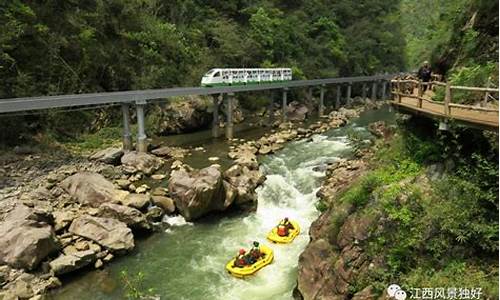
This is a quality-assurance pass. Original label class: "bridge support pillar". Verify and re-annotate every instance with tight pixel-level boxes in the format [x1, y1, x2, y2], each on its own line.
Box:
[371, 81, 377, 100]
[121, 103, 132, 151]
[225, 93, 234, 140]
[319, 85, 325, 117]
[282, 88, 288, 121]
[362, 83, 367, 99]
[136, 101, 148, 153]
[267, 96, 274, 126]
[335, 85, 341, 109]
[381, 81, 387, 100]
[346, 83, 352, 106]
[212, 94, 221, 138]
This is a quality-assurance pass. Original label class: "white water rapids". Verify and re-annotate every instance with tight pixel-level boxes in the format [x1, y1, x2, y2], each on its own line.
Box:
[51, 107, 394, 300]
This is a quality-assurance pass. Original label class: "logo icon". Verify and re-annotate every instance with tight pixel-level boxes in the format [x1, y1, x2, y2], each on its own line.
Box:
[387, 284, 407, 300]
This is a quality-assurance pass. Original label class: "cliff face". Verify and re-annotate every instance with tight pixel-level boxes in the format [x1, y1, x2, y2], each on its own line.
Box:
[295, 119, 499, 300]
[295, 149, 381, 300]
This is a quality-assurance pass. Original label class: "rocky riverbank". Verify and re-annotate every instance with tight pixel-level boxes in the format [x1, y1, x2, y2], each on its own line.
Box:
[294, 121, 395, 300]
[293, 117, 498, 300]
[0, 97, 384, 299]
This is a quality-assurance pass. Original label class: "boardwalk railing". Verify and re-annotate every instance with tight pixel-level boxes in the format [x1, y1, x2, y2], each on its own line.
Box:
[390, 79, 499, 130]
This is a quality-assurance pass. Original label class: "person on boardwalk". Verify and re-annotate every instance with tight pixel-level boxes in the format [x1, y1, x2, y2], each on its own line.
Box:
[417, 61, 432, 92]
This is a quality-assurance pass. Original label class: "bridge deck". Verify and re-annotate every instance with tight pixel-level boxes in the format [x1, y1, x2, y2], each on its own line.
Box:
[391, 88, 498, 129]
[0, 75, 393, 113]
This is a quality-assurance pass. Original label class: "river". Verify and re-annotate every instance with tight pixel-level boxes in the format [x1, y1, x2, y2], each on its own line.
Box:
[50, 106, 395, 300]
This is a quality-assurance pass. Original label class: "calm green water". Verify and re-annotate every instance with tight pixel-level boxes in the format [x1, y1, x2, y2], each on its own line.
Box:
[50, 106, 395, 300]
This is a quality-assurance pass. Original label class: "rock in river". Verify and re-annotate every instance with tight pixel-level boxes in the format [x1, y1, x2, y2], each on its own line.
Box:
[121, 151, 163, 175]
[49, 250, 96, 275]
[0, 205, 59, 270]
[89, 147, 124, 165]
[98, 203, 151, 230]
[60, 172, 129, 208]
[69, 216, 134, 253]
[168, 165, 228, 221]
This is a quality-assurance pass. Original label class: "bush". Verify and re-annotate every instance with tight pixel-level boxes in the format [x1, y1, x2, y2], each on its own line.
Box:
[432, 62, 498, 104]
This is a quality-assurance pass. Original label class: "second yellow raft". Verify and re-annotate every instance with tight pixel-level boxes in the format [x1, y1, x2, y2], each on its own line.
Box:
[266, 220, 300, 244]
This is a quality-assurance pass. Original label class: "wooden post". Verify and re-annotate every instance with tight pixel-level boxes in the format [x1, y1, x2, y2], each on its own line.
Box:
[362, 83, 367, 99]
[444, 82, 451, 117]
[335, 85, 341, 109]
[319, 85, 325, 117]
[371, 81, 377, 100]
[282, 88, 288, 121]
[397, 80, 402, 103]
[225, 93, 234, 139]
[482, 77, 491, 107]
[121, 103, 132, 151]
[212, 94, 221, 138]
[346, 83, 352, 106]
[136, 100, 148, 153]
[417, 81, 423, 108]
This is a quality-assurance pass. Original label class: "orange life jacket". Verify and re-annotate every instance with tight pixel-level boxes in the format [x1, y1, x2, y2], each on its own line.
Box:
[277, 225, 287, 236]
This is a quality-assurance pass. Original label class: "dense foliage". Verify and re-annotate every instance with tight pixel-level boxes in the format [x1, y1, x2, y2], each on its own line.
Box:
[0, 0, 408, 145]
[0, 0, 405, 99]
[340, 117, 498, 298]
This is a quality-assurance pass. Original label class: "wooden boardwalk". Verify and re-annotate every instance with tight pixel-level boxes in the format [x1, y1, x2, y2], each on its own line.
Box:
[390, 80, 499, 130]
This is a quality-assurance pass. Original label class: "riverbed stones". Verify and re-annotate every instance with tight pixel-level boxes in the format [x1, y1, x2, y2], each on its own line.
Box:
[151, 146, 189, 159]
[151, 174, 166, 180]
[286, 101, 309, 121]
[151, 196, 176, 214]
[89, 147, 124, 165]
[53, 210, 76, 232]
[223, 164, 265, 205]
[68, 216, 134, 252]
[121, 151, 163, 175]
[49, 249, 96, 275]
[98, 203, 150, 230]
[0, 205, 59, 270]
[168, 164, 227, 221]
[60, 172, 129, 208]
[122, 193, 150, 210]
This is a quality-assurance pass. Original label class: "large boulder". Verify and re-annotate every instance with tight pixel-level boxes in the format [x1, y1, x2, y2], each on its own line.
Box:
[0, 205, 59, 270]
[150, 96, 213, 135]
[224, 164, 265, 205]
[151, 196, 176, 214]
[122, 193, 151, 210]
[60, 172, 129, 208]
[287, 101, 309, 121]
[89, 147, 124, 165]
[121, 151, 163, 175]
[69, 216, 134, 252]
[98, 203, 150, 230]
[296, 239, 337, 300]
[234, 151, 259, 170]
[49, 250, 96, 275]
[151, 146, 189, 159]
[168, 165, 228, 220]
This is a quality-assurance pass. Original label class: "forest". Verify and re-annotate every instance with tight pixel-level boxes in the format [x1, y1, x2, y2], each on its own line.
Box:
[1, 0, 497, 144]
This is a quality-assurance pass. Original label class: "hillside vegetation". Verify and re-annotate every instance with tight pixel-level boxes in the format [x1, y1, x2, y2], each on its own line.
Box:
[306, 0, 499, 297]
[0, 0, 407, 145]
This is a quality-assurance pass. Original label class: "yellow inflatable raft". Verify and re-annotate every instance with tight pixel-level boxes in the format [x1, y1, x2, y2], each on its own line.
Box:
[266, 220, 300, 244]
[225, 245, 273, 278]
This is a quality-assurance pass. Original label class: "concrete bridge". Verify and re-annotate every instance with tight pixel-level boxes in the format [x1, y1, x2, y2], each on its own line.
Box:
[390, 79, 499, 131]
[0, 75, 394, 152]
